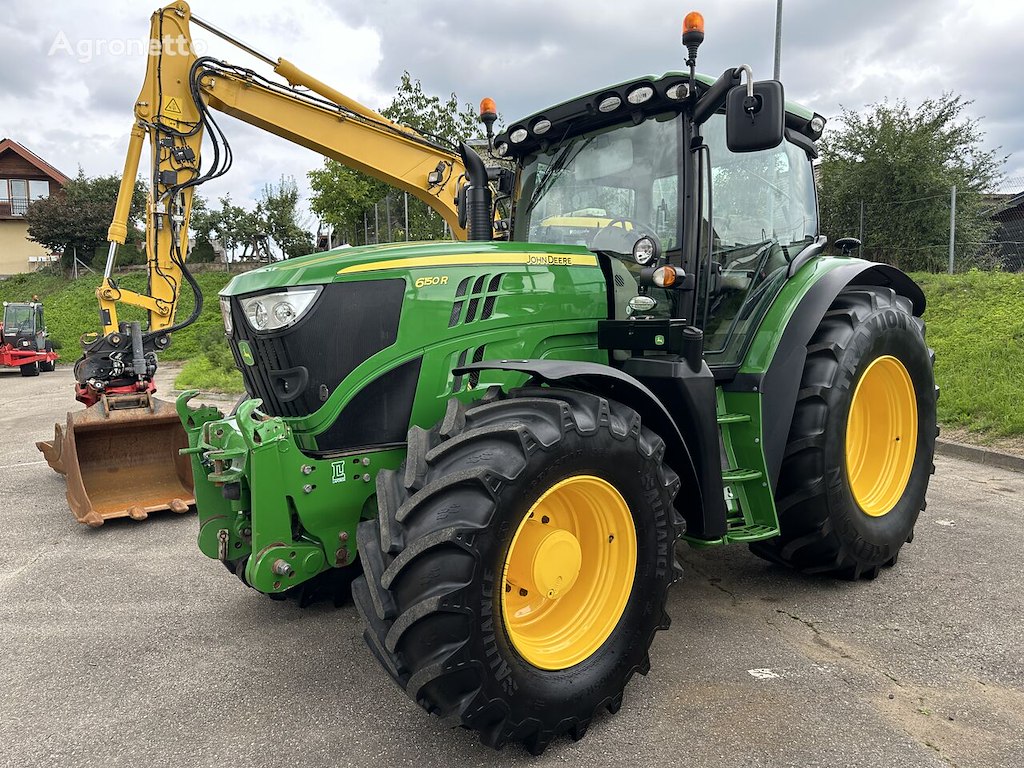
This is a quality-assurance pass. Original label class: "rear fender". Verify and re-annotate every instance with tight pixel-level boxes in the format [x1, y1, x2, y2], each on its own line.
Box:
[729, 260, 925, 490]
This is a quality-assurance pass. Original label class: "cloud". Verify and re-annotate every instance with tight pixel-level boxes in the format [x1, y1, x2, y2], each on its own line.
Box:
[0, 0, 1019, 238]
[325, 0, 1024, 178]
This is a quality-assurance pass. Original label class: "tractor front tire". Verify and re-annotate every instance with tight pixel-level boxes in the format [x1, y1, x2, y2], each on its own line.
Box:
[20, 361, 38, 377]
[353, 388, 682, 754]
[751, 286, 936, 579]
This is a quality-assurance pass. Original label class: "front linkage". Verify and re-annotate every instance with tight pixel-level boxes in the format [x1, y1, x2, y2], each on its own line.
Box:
[176, 392, 401, 594]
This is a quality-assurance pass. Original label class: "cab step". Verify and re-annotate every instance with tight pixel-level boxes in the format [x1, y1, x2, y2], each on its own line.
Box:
[683, 388, 780, 548]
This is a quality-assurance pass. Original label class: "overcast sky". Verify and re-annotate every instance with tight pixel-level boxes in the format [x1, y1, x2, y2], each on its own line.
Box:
[1, 0, 1021, 231]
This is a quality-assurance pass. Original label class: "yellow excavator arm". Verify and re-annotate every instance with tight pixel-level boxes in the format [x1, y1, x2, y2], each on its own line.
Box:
[40, 1, 488, 527]
[99, 0, 468, 335]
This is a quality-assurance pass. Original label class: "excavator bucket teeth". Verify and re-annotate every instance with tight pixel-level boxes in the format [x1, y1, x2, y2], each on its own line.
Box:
[37, 397, 194, 527]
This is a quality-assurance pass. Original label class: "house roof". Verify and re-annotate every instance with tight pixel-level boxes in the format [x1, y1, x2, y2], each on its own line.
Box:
[0, 138, 71, 186]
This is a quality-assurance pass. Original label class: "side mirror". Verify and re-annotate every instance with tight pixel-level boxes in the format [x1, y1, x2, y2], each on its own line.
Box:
[726, 80, 785, 153]
[834, 237, 861, 256]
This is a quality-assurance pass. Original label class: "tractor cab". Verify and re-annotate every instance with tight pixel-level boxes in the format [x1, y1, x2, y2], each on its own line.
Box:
[496, 69, 825, 372]
[2, 301, 46, 352]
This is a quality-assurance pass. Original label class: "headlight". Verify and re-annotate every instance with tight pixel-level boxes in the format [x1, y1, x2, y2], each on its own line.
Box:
[219, 296, 233, 336]
[632, 235, 659, 266]
[239, 287, 321, 332]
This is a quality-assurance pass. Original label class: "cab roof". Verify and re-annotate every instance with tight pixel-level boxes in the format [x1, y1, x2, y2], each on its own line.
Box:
[494, 71, 823, 160]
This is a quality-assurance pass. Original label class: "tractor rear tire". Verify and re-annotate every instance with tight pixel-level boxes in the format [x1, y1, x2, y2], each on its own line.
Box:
[751, 286, 936, 579]
[353, 387, 682, 754]
[20, 362, 38, 377]
[39, 342, 55, 372]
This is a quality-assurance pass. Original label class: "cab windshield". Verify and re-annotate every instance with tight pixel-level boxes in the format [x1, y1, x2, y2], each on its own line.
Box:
[514, 113, 680, 258]
[3, 305, 35, 334]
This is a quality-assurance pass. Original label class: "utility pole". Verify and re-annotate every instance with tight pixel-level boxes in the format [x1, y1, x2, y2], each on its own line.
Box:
[374, 203, 379, 245]
[385, 196, 392, 243]
[858, 200, 865, 258]
[948, 185, 957, 274]
[773, 0, 783, 80]
[404, 193, 410, 241]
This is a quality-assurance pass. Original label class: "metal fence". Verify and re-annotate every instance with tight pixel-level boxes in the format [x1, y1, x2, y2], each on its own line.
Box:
[820, 176, 1024, 273]
[321, 190, 453, 249]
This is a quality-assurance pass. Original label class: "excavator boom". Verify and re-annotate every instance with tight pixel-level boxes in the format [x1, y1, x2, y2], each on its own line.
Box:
[39, 1, 473, 525]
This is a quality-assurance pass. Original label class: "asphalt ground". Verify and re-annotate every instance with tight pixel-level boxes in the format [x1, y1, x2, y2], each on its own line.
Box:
[2, 366, 1022, 768]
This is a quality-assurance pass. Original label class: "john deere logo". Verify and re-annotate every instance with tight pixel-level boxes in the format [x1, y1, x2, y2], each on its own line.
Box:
[238, 340, 255, 366]
[331, 461, 347, 484]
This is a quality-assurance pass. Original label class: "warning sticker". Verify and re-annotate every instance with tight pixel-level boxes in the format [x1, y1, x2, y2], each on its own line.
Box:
[163, 97, 183, 116]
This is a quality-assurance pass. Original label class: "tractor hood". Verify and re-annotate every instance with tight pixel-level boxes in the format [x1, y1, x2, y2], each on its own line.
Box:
[219, 240, 596, 297]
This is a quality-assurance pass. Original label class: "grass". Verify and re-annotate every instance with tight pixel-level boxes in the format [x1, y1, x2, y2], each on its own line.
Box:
[912, 270, 1024, 438]
[0, 268, 243, 392]
[5, 267, 1023, 437]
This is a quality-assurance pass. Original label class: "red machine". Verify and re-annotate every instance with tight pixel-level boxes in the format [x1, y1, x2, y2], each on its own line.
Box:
[1, 301, 58, 376]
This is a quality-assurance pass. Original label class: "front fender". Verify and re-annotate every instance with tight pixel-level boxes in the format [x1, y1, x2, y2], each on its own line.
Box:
[455, 358, 721, 539]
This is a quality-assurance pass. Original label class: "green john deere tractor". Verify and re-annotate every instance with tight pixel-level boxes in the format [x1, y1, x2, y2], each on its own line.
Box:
[178, 18, 936, 755]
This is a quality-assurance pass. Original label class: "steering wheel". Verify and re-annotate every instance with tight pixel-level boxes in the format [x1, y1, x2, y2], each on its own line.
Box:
[589, 217, 661, 257]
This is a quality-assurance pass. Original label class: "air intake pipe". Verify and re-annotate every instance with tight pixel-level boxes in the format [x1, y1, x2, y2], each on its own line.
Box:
[458, 142, 493, 241]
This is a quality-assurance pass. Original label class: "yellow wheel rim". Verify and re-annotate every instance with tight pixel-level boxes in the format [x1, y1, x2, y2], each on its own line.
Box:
[501, 475, 637, 670]
[845, 355, 918, 517]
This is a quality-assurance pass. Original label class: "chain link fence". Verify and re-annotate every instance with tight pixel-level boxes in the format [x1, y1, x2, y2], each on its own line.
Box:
[820, 176, 1024, 273]
[319, 190, 454, 250]
[985, 177, 1024, 272]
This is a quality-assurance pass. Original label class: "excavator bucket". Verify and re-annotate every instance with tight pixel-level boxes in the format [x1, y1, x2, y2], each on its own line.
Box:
[37, 394, 194, 527]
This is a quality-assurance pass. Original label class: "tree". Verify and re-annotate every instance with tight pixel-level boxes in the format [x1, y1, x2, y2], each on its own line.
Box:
[380, 71, 481, 146]
[309, 72, 484, 245]
[818, 93, 1004, 272]
[186, 196, 218, 262]
[189, 178, 312, 262]
[25, 169, 147, 270]
[260, 176, 313, 259]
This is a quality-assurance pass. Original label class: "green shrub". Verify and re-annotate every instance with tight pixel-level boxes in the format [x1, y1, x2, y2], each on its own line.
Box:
[912, 270, 1024, 437]
[174, 355, 244, 393]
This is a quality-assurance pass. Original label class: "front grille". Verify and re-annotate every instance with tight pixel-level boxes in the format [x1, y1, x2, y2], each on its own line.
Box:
[230, 279, 405, 418]
[311, 357, 422, 454]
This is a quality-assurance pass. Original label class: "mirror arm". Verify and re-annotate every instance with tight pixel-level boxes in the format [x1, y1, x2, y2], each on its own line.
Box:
[693, 67, 743, 126]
